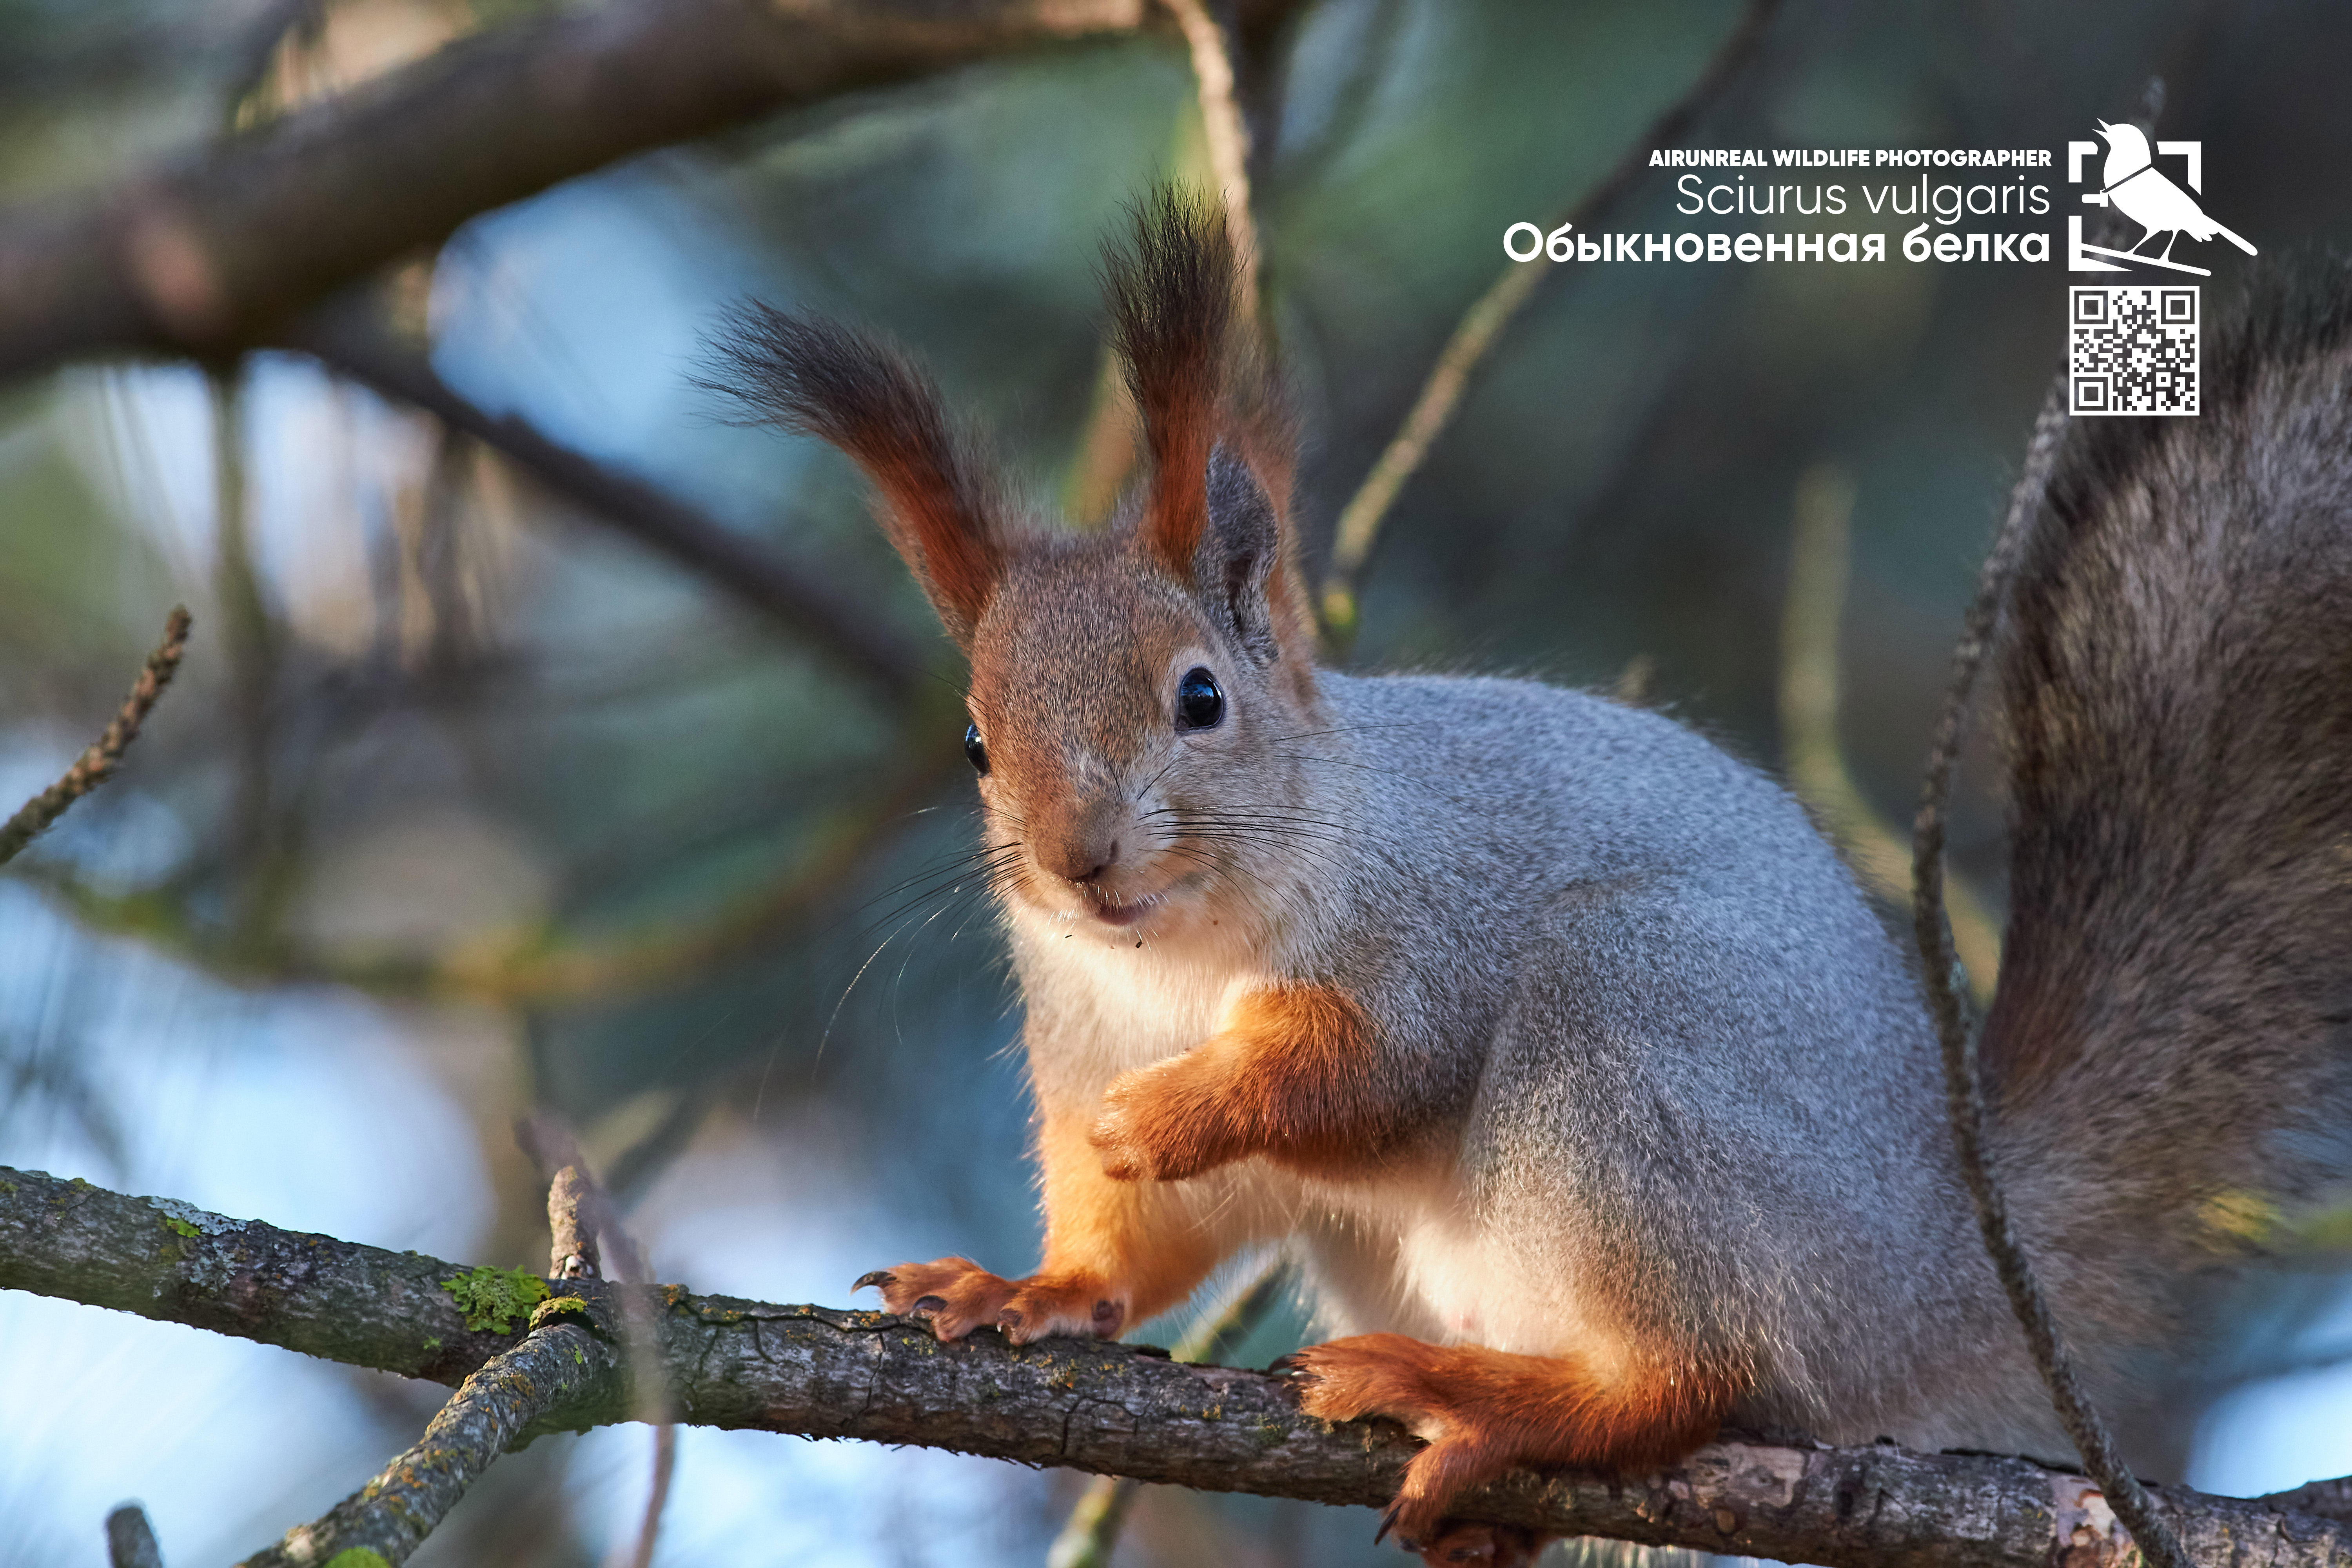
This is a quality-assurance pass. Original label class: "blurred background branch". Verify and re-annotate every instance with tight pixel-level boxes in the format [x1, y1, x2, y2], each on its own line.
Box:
[1779, 462, 2000, 1004]
[24, 704, 965, 1005]
[0, 0, 1217, 382]
[288, 296, 928, 698]
[0, 606, 190, 866]
[1314, 0, 1784, 652]
[1164, 0, 1263, 310]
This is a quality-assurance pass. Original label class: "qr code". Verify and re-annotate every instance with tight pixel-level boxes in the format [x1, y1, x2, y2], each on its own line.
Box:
[2070, 287, 2198, 416]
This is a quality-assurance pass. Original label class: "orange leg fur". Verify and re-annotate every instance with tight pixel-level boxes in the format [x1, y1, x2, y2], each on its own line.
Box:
[858, 1105, 1221, 1345]
[1089, 983, 1401, 1182]
[1281, 1334, 1743, 1553]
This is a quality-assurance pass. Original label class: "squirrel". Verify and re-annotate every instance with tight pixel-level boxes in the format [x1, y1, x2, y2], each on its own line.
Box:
[706, 191, 2352, 1565]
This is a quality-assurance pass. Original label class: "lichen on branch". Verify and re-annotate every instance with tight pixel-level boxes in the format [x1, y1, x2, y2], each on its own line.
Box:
[441, 1266, 551, 1334]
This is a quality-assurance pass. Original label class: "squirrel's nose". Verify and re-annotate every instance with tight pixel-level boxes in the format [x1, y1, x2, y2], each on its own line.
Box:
[1040, 830, 1120, 886]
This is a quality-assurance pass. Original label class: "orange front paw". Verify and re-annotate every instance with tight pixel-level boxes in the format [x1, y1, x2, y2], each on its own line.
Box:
[853, 1257, 1126, 1345]
[1088, 1057, 1228, 1181]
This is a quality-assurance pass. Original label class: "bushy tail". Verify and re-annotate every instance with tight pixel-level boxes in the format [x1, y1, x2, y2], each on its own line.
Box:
[1987, 263, 2352, 1296]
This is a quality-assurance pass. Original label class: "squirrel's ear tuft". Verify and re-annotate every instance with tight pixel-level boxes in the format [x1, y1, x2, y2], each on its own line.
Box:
[700, 303, 1006, 648]
[1105, 186, 1236, 582]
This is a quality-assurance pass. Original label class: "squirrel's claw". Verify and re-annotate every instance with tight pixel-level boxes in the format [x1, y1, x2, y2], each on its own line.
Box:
[853, 1256, 1125, 1344]
[854, 1256, 1009, 1339]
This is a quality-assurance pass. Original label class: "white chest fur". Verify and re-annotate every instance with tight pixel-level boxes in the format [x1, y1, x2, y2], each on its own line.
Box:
[1007, 904, 1265, 1091]
[1004, 904, 1621, 1370]
[1283, 1168, 1619, 1365]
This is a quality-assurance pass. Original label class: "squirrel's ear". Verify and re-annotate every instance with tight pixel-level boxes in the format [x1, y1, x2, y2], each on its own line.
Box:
[1194, 444, 1293, 664]
[701, 303, 1006, 648]
[1106, 187, 1234, 583]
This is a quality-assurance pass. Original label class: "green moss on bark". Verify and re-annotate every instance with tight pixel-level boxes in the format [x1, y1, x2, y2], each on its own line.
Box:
[441, 1267, 549, 1333]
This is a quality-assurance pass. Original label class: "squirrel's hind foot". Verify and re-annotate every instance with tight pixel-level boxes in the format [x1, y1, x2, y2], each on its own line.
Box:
[1280, 1332, 1736, 1548]
[853, 1257, 1123, 1344]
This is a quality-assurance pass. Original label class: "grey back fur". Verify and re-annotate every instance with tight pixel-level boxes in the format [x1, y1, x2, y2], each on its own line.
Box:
[1225, 671, 2062, 1459]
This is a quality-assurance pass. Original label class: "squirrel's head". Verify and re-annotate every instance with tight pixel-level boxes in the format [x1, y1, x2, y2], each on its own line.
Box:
[708, 189, 1325, 943]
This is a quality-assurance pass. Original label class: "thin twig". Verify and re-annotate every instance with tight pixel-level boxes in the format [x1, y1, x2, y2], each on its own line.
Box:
[1779, 463, 2000, 1004]
[1062, 0, 1264, 527]
[548, 1165, 609, 1281]
[624, 1425, 678, 1568]
[0, 607, 191, 868]
[1315, 0, 1784, 653]
[1048, 1260, 1292, 1568]
[523, 1114, 644, 1282]
[520, 1116, 677, 1568]
[1911, 381, 2192, 1568]
[236, 1316, 617, 1568]
[1163, 0, 1260, 314]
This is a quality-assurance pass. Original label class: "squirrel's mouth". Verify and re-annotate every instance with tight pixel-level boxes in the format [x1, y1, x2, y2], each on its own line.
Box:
[1077, 887, 1166, 928]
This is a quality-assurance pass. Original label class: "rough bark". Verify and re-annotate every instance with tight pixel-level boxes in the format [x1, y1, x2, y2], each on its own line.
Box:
[0, 0, 1165, 385]
[6, 1166, 2348, 1566]
[239, 1319, 620, 1568]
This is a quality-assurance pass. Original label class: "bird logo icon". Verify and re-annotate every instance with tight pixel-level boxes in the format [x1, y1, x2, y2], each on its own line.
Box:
[2070, 123, 2256, 276]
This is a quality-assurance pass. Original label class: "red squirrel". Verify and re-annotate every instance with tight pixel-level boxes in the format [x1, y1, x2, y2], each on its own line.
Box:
[709, 191, 2352, 1564]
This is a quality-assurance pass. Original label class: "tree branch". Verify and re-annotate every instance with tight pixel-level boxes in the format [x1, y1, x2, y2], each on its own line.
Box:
[28, 702, 967, 1005]
[1163, 0, 1260, 312]
[240, 1316, 620, 1568]
[1049, 1260, 1291, 1568]
[2267, 1479, 2352, 1530]
[1314, 0, 1784, 652]
[7, 1165, 2346, 1568]
[1779, 463, 2002, 1003]
[0, 0, 1167, 384]
[0, 607, 191, 867]
[286, 299, 928, 699]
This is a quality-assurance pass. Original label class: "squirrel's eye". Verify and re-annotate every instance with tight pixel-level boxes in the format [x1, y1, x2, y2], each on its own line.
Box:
[1176, 667, 1224, 731]
[964, 722, 989, 775]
